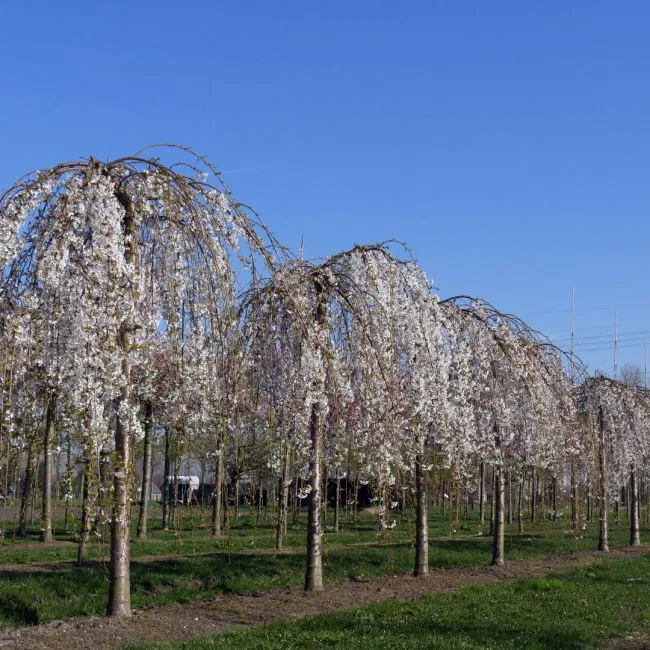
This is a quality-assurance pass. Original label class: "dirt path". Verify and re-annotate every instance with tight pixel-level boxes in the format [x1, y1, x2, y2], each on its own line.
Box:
[0, 545, 646, 650]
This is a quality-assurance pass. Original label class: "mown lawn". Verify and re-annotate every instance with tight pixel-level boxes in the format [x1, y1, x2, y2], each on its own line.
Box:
[132, 553, 650, 649]
[0, 503, 645, 629]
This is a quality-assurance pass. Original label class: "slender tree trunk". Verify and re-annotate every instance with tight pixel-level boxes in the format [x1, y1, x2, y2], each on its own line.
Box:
[492, 463, 505, 565]
[414, 439, 429, 576]
[136, 401, 153, 539]
[507, 469, 513, 526]
[256, 478, 263, 525]
[598, 405, 609, 552]
[211, 443, 224, 536]
[492, 423, 505, 566]
[305, 280, 327, 592]
[571, 457, 578, 531]
[172, 459, 181, 524]
[276, 444, 290, 549]
[630, 463, 640, 546]
[479, 461, 485, 527]
[162, 427, 171, 531]
[489, 468, 495, 536]
[107, 188, 137, 618]
[63, 430, 73, 532]
[107, 346, 132, 617]
[304, 400, 323, 591]
[77, 454, 92, 566]
[96, 443, 110, 536]
[41, 397, 55, 543]
[18, 438, 36, 537]
[551, 476, 557, 521]
[530, 467, 536, 523]
[334, 472, 341, 533]
[518, 473, 524, 534]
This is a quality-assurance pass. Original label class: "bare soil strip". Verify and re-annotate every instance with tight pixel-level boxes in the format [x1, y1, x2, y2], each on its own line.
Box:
[0, 545, 646, 650]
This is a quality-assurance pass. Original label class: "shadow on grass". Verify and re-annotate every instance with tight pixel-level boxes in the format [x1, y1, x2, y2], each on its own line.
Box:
[0, 595, 40, 626]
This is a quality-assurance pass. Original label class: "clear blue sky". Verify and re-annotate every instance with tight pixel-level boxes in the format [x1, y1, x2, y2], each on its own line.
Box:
[2, 1, 649, 377]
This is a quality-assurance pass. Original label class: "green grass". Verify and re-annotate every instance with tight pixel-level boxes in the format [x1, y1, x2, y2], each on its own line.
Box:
[0, 502, 645, 629]
[130, 553, 650, 650]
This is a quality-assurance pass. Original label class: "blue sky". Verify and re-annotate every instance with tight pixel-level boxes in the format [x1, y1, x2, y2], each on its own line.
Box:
[1, 1, 649, 377]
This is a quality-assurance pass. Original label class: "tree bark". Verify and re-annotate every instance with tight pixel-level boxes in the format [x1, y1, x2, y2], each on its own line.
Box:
[507, 469, 513, 526]
[571, 457, 578, 531]
[518, 472, 524, 534]
[492, 464, 505, 565]
[304, 400, 324, 591]
[211, 442, 224, 536]
[530, 467, 536, 523]
[107, 186, 137, 618]
[492, 423, 505, 566]
[18, 437, 36, 537]
[334, 472, 341, 533]
[276, 444, 290, 549]
[107, 339, 132, 617]
[598, 405, 609, 552]
[63, 430, 73, 532]
[489, 468, 495, 536]
[77, 453, 91, 566]
[162, 427, 171, 531]
[40, 397, 55, 543]
[136, 401, 154, 539]
[479, 461, 485, 527]
[414, 436, 429, 576]
[630, 462, 640, 546]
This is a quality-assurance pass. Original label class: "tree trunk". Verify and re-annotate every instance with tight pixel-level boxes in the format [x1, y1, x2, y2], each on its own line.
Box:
[492, 463, 505, 565]
[162, 427, 171, 531]
[211, 443, 224, 536]
[530, 467, 536, 523]
[40, 397, 55, 543]
[479, 461, 485, 527]
[551, 476, 557, 521]
[256, 478, 263, 525]
[304, 400, 323, 591]
[107, 351, 132, 617]
[77, 454, 91, 566]
[630, 463, 640, 546]
[598, 405, 609, 552]
[136, 401, 154, 539]
[571, 457, 578, 531]
[507, 469, 513, 526]
[63, 430, 73, 532]
[518, 472, 524, 534]
[276, 444, 290, 549]
[489, 468, 495, 536]
[107, 204, 136, 625]
[334, 472, 341, 533]
[414, 439, 429, 576]
[18, 437, 36, 537]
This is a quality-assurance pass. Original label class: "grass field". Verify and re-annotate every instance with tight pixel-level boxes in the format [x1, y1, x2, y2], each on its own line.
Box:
[130, 552, 650, 649]
[0, 501, 646, 630]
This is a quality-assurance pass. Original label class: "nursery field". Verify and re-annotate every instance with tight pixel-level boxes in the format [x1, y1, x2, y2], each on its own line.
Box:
[0, 502, 647, 648]
[131, 552, 650, 650]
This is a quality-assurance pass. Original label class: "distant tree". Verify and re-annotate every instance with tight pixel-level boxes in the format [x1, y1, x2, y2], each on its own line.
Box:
[620, 364, 643, 387]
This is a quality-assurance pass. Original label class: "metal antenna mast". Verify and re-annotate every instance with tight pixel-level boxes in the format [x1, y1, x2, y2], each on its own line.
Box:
[613, 310, 618, 379]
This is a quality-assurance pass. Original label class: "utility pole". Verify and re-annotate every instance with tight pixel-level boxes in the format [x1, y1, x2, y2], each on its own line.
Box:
[570, 285, 576, 381]
[571, 285, 575, 356]
[644, 337, 647, 390]
[613, 310, 618, 379]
